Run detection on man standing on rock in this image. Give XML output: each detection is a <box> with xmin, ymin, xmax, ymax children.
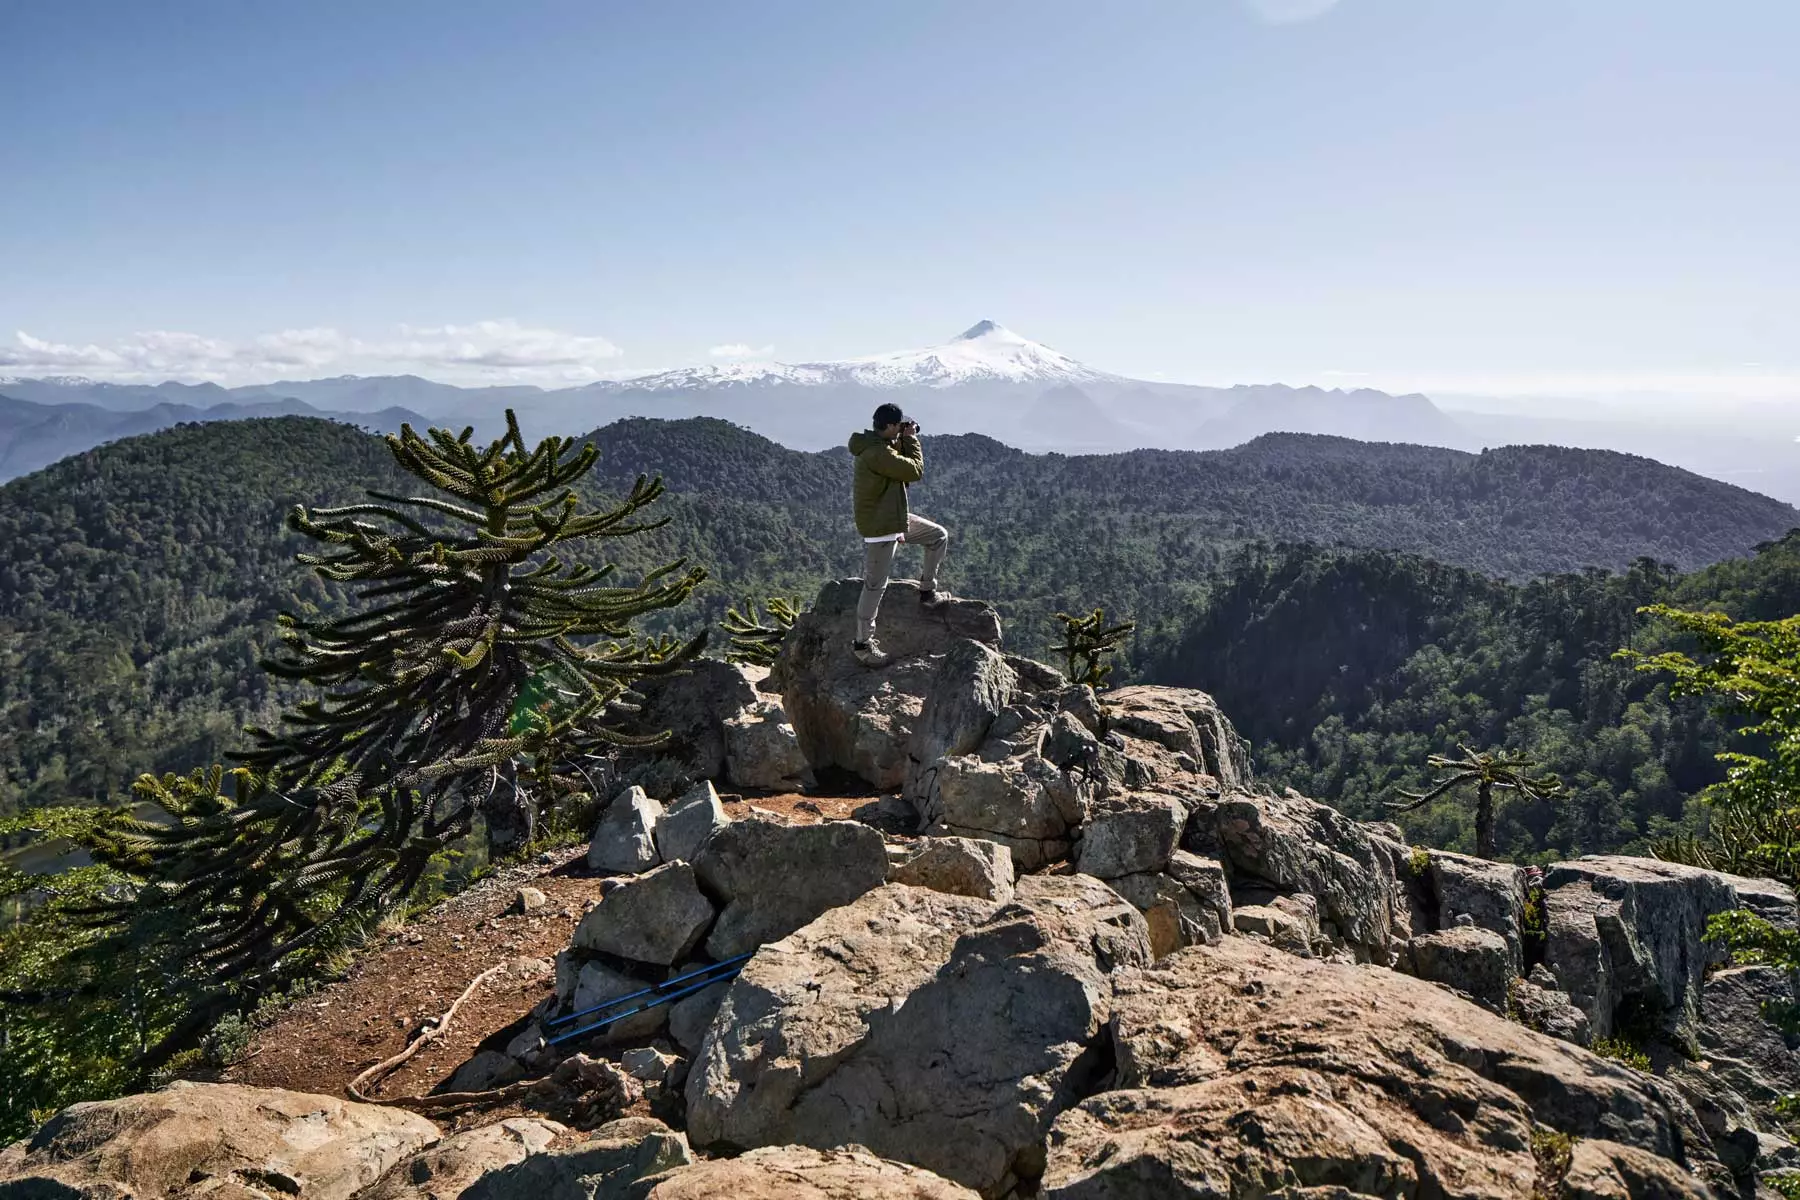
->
<box><xmin>849</xmin><ymin>403</ymin><xmax>952</xmax><ymax>667</ymax></box>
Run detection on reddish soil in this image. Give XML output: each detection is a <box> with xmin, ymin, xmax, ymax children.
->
<box><xmin>223</xmin><ymin>790</ymin><xmax>888</xmax><ymax>1123</ymax></box>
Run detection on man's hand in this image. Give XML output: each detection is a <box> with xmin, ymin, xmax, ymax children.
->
<box><xmin>901</xmin><ymin>420</ymin><xmax>920</xmax><ymax>437</ymax></box>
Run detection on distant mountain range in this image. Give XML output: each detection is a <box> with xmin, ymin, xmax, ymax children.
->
<box><xmin>7</xmin><ymin>319</ymin><xmax>1798</xmax><ymax>501</ymax></box>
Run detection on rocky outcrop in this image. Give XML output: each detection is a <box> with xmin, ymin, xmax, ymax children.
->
<box><xmin>887</xmin><ymin>835</ymin><xmax>1015</xmax><ymax>902</ymax></box>
<box><xmin>1424</xmin><ymin>849</ymin><xmax>1529</xmax><ymax>975</ymax></box>
<box><xmin>1541</xmin><ymin>856</ymin><xmax>1744</xmax><ymax>1044</ymax></box>
<box><xmin>1102</xmin><ymin>685</ymin><xmax>1251</xmax><ymax>790</ymax></box>
<box><xmin>0</xmin><ymin>1083</ymin><xmax>440</xmax><ymax>1200</ymax></box>
<box><xmin>363</xmin><ymin>1120</ymin><xmax>563</xmax><ymax>1200</ymax></box>
<box><xmin>635</xmin><ymin>1144</ymin><xmax>979</xmax><ymax>1199</ymax></box>
<box><xmin>1562</xmin><ymin>1139</ymin><xmax>1713</xmax><ymax>1200</ymax></box>
<box><xmin>768</xmin><ymin>580</ymin><xmax>1004</xmax><ymax>789</ymax></box>
<box><xmin>1043</xmin><ymin>937</ymin><xmax>1723</xmax><ymax>1199</ymax></box>
<box><xmin>688</xmin><ymin>875</ymin><xmax>1150</xmax><ymax>1197</ymax></box>
<box><xmin>460</xmin><ymin>1117</ymin><xmax>689</xmax><ymax>1200</ymax></box>
<box><xmin>1407</xmin><ymin>925</ymin><xmax>1512</xmax><ymax>1012</ymax></box>
<box><xmin>1186</xmin><ymin>789</ymin><xmax>1411</xmax><ymax>961</ymax></box>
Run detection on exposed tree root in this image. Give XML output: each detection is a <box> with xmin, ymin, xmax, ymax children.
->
<box><xmin>346</xmin><ymin>964</ymin><xmax>505</xmax><ymax>1105</ymax></box>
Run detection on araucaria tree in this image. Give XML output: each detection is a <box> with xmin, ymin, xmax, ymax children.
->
<box><xmin>1051</xmin><ymin>607</ymin><xmax>1136</xmax><ymax>690</ymax></box>
<box><xmin>1387</xmin><ymin>745</ymin><xmax>1563</xmax><ymax>859</ymax></box>
<box><xmin>105</xmin><ymin>413</ymin><xmax>706</xmax><ymax>991</ymax></box>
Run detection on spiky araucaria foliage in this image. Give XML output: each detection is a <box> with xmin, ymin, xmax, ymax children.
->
<box><xmin>720</xmin><ymin>596</ymin><xmax>801</xmax><ymax>666</ymax></box>
<box><xmin>1051</xmin><ymin>607</ymin><xmax>1136</xmax><ymax>690</ymax></box>
<box><xmin>1387</xmin><ymin>744</ymin><xmax>1564</xmax><ymax>860</ymax></box>
<box><xmin>101</xmin><ymin>412</ymin><xmax>706</xmax><ymax>991</ymax></box>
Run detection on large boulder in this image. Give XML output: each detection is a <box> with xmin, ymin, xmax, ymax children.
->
<box><xmin>768</xmin><ymin>580</ymin><xmax>1004</xmax><ymax>789</ymax></box>
<box><xmin>1541</xmin><ymin>856</ymin><xmax>1745</xmax><ymax>1044</ymax></box>
<box><xmin>888</xmin><ymin>836</ymin><xmax>1015</xmax><ymax>903</ymax></box>
<box><xmin>1042</xmin><ymin>937</ymin><xmax>1723</xmax><ymax>1199</ymax></box>
<box><xmin>1101</xmin><ymin>685</ymin><xmax>1252</xmax><ymax>789</ymax></box>
<box><xmin>587</xmin><ymin>787</ymin><xmax>663</xmax><ymax>875</ymax></box>
<box><xmin>1562</xmin><ymin>1139</ymin><xmax>1713</xmax><ymax>1200</ymax></box>
<box><xmin>460</xmin><ymin>1117</ymin><xmax>689</xmax><ymax>1200</ymax></box>
<box><xmin>621</xmin><ymin>659</ymin><xmax>766</xmax><ymax>782</ymax></box>
<box><xmin>1424</xmin><ymin>849</ymin><xmax>1529</xmax><ymax>975</ymax></box>
<box><xmin>1185</xmin><ymin>790</ymin><xmax>1409</xmax><ymax>961</ymax></box>
<box><xmin>570</xmin><ymin>862</ymin><xmax>715</xmax><ymax>967</ymax></box>
<box><xmin>1696</xmin><ymin>965</ymin><xmax>1800</xmax><ymax>1115</ymax></box>
<box><xmin>0</xmin><ymin>1082</ymin><xmax>440</xmax><ymax>1200</ymax></box>
<box><xmin>686</xmin><ymin>883</ymin><xmax>1004</xmax><ymax>1152</ymax></box>
<box><xmin>902</xmin><ymin>640</ymin><xmax>1019</xmax><ymax>812</ymax></box>
<box><xmin>923</xmin><ymin>754</ymin><xmax>1085</xmax><ymax>871</ymax></box>
<box><xmin>362</xmin><ymin>1119</ymin><xmax>564</xmax><ymax>1200</ymax></box>
<box><xmin>721</xmin><ymin>703</ymin><xmax>812</xmax><ymax>792</ymax></box>
<box><xmin>688</xmin><ymin>875</ymin><xmax>1151</xmax><ymax>1198</ymax></box>
<box><xmin>634</xmin><ymin>1145</ymin><xmax>979</xmax><ymax>1199</ymax></box>
<box><xmin>1406</xmin><ymin>925</ymin><xmax>1512</xmax><ymax>1012</ymax></box>
<box><xmin>692</xmin><ymin>817</ymin><xmax>889</xmax><ymax>958</ymax></box>
<box><xmin>1075</xmin><ymin>794</ymin><xmax>1186</xmax><ymax>880</ymax></box>
<box><xmin>650</xmin><ymin>782</ymin><xmax>728</xmax><ymax>866</ymax></box>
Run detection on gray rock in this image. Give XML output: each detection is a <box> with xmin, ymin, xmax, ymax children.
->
<box><xmin>1103</xmin><ymin>685</ymin><xmax>1252</xmax><ymax>788</ymax></box>
<box><xmin>904</xmin><ymin>639</ymin><xmax>1019</xmax><ymax>814</ymax></box>
<box><xmin>666</xmin><ymin>978</ymin><xmax>732</xmax><ymax>1057</ymax></box>
<box><xmin>1232</xmin><ymin>902</ymin><xmax>1316</xmax><ymax>957</ymax></box>
<box><xmin>0</xmin><ymin>1082</ymin><xmax>440</xmax><ymax>1200</ymax></box>
<box><xmin>633</xmin><ymin>1144</ymin><xmax>980</xmax><ymax>1199</ymax></box>
<box><xmin>462</xmin><ymin>1116</ymin><xmax>690</xmax><ymax>1200</ymax></box>
<box><xmin>1106</xmin><ymin>869</ymin><xmax>1221</xmax><ymax>958</ymax></box>
<box><xmin>1407</xmin><ymin>925</ymin><xmax>1512</xmax><ymax>1012</ymax></box>
<box><xmin>571</xmin><ymin>861</ymin><xmax>715</xmax><ymax>967</ymax></box>
<box><xmin>1542</xmin><ymin>855</ymin><xmax>1741</xmax><ymax>1043</ymax></box>
<box><xmin>1040</xmin><ymin>710</ymin><xmax>1101</xmax><ymax>772</ymax></box>
<box><xmin>888</xmin><ymin>836</ymin><xmax>1015</xmax><ymax>903</ymax></box>
<box><xmin>693</xmin><ymin>817</ymin><xmax>890</xmax><ymax>958</ymax></box>
<box><xmin>652</xmin><ymin>781</ymin><xmax>728</xmax><ymax>865</ymax></box>
<box><xmin>1006</xmin><ymin>654</ymin><xmax>1068</xmax><ymax>692</ymax></box>
<box><xmin>443</xmin><ymin>1049</ymin><xmax>524</xmax><ymax>1094</ymax></box>
<box><xmin>1562</xmin><ymin>1138</ymin><xmax>1712</xmax><ymax>1200</ymax></box>
<box><xmin>362</xmin><ymin>1119</ymin><xmax>564</xmax><ymax>1200</ymax></box>
<box><xmin>623</xmin><ymin>659</ymin><xmax>767</xmax><ymax>782</ymax></box>
<box><xmin>504</xmin><ymin>1021</ymin><xmax>547</xmax><ymax>1062</ymax></box>
<box><xmin>1425</xmin><ymin>849</ymin><xmax>1528</xmax><ymax>975</ymax></box>
<box><xmin>722</xmin><ymin>702</ymin><xmax>813</xmax><ymax>792</ymax></box>
<box><xmin>1043</xmin><ymin>937</ymin><xmax>1725</xmax><ymax>1200</ymax></box>
<box><xmin>688</xmin><ymin>875</ymin><xmax>1150</xmax><ymax>1197</ymax></box>
<box><xmin>1512</xmin><ymin>976</ymin><xmax>1594</xmax><ymax>1047</ymax></box>
<box><xmin>1164</xmin><ymin>850</ymin><xmax>1233</xmax><ymax>944</ymax></box>
<box><xmin>620</xmin><ymin>1046</ymin><xmax>679</xmax><ymax>1083</ymax></box>
<box><xmin>562</xmin><ymin>959</ymin><xmax>668</xmax><ymax>1041</ymax></box>
<box><xmin>1187</xmin><ymin>790</ymin><xmax>1404</xmax><ymax>961</ymax></box>
<box><xmin>1057</xmin><ymin>684</ymin><xmax>1107</xmax><ymax>737</ymax></box>
<box><xmin>768</xmin><ymin>579</ymin><xmax>1003</xmax><ymax>790</ymax></box>
<box><xmin>1076</xmin><ymin>794</ymin><xmax>1187</xmax><ymax>879</ymax></box>
<box><xmin>588</xmin><ymin>787</ymin><xmax>663</xmax><ymax>875</ymax></box>
<box><xmin>511</xmin><ymin>886</ymin><xmax>548</xmax><ymax>915</ymax></box>
<box><xmin>1697</xmin><ymin>965</ymin><xmax>1800</xmax><ymax>1114</ymax></box>
<box><xmin>925</xmin><ymin>753</ymin><xmax>1084</xmax><ymax>870</ymax></box>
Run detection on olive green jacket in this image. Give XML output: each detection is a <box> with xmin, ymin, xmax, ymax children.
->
<box><xmin>849</xmin><ymin>430</ymin><xmax>923</xmax><ymax>538</ymax></box>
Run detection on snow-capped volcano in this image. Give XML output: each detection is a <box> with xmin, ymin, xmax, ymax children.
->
<box><xmin>600</xmin><ymin>321</ymin><xmax>1115</xmax><ymax>392</ymax></box>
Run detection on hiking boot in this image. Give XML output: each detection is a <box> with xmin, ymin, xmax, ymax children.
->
<box><xmin>920</xmin><ymin>588</ymin><xmax>954</xmax><ymax>608</ymax></box>
<box><xmin>853</xmin><ymin>639</ymin><xmax>892</xmax><ymax>668</ymax></box>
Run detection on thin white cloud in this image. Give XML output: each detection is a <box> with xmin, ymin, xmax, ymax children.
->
<box><xmin>0</xmin><ymin>320</ymin><xmax>624</xmax><ymax>385</ymax></box>
<box><xmin>708</xmin><ymin>342</ymin><xmax>776</xmax><ymax>360</ymax></box>
<box><xmin>1243</xmin><ymin>0</ymin><xmax>1341</xmax><ymax>24</ymax></box>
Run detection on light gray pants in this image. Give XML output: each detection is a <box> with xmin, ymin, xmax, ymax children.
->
<box><xmin>855</xmin><ymin>514</ymin><xmax>949</xmax><ymax>644</ymax></box>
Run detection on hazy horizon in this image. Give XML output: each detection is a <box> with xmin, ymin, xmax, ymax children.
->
<box><xmin>4</xmin><ymin>1</ymin><xmax>1797</xmax><ymax>419</ymax></box>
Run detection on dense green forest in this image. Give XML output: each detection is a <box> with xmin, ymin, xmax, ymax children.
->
<box><xmin>1150</xmin><ymin>536</ymin><xmax>1800</xmax><ymax>860</ymax></box>
<box><xmin>1</xmin><ymin>414</ymin><xmax>1794</xmax><ymax>818</ymax></box>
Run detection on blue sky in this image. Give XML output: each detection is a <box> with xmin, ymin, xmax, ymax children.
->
<box><xmin>2</xmin><ymin>0</ymin><xmax>1796</xmax><ymax>405</ymax></box>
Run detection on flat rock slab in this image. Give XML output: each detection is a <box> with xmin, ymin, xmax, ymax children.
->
<box><xmin>636</xmin><ymin>1144</ymin><xmax>980</xmax><ymax>1199</ymax></box>
<box><xmin>888</xmin><ymin>835</ymin><xmax>1015</xmax><ymax>902</ymax></box>
<box><xmin>0</xmin><ymin>1082</ymin><xmax>440</xmax><ymax>1200</ymax></box>
<box><xmin>1042</xmin><ymin>937</ymin><xmax>1721</xmax><ymax>1199</ymax></box>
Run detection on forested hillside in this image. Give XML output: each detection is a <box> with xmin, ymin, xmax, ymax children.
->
<box><xmin>1149</xmin><ymin>536</ymin><xmax>1800</xmax><ymax>860</ymax></box>
<box><xmin>1</xmin><ymin>414</ymin><xmax>1793</xmax><ymax>817</ymax></box>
